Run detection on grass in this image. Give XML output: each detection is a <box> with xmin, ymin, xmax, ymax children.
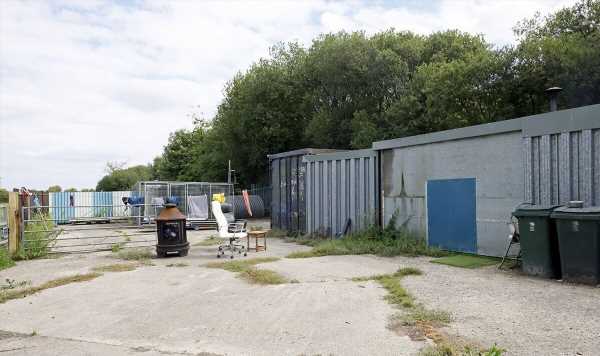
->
<box><xmin>419</xmin><ymin>343</ymin><xmax>506</xmax><ymax>356</ymax></box>
<box><xmin>166</xmin><ymin>262</ymin><xmax>189</xmax><ymax>267</ymax></box>
<box><xmin>0</xmin><ymin>248</ymin><xmax>15</xmax><ymax>271</ymax></box>
<box><xmin>205</xmin><ymin>257</ymin><xmax>287</xmax><ymax>284</ymax></box>
<box><xmin>266</xmin><ymin>228</ymin><xmax>288</xmax><ymax>238</ymax></box>
<box><xmin>0</xmin><ymin>273</ymin><xmax>102</xmax><ymax>304</ymax></box>
<box><xmin>92</xmin><ymin>264</ymin><xmax>137</xmax><ymax>273</ymax></box>
<box><xmin>238</xmin><ymin>268</ymin><xmax>288</xmax><ymax>285</ymax></box>
<box><xmin>111</xmin><ymin>243</ymin><xmax>123</xmax><ymax>253</ymax></box>
<box><xmin>430</xmin><ymin>254</ymin><xmax>500</xmax><ymax>269</ymax></box>
<box><xmin>352</xmin><ymin>266</ymin><xmax>458</xmax><ymax>350</ymax></box>
<box><xmin>193</xmin><ymin>236</ymin><xmax>225</xmax><ymax>246</ymax></box>
<box><xmin>286</xmin><ymin>225</ymin><xmax>448</xmax><ymax>259</ymax></box>
<box><xmin>14</xmin><ymin>212</ymin><xmax>62</xmax><ymax>260</ymax></box>
<box><xmin>205</xmin><ymin>257</ymin><xmax>280</xmax><ymax>272</ymax></box>
<box><xmin>114</xmin><ymin>248</ymin><xmax>153</xmax><ymax>261</ymax></box>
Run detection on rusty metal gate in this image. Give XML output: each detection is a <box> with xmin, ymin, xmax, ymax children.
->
<box><xmin>20</xmin><ymin>204</ymin><xmax>160</xmax><ymax>255</ymax></box>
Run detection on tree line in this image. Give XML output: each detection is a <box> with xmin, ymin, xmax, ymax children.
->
<box><xmin>97</xmin><ymin>0</ymin><xmax>599</xmax><ymax>191</ymax></box>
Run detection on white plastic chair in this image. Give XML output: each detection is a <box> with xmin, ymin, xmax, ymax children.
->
<box><xmin>212</xmin><ymin>200</ymin><xmax>247</xmax><ymax>259</ymax></box>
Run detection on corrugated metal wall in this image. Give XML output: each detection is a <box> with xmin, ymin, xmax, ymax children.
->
<box><xmin>304</xmin><ymin>150</ymin><xmax>378</xmax><ymax>237</ymax></box>
<box><xmin>49</xmin><ymin>191</ymin><xmax>132</xmax><ymax>224</ymax></box>
<box><xmin>270</xmin><ymin>153</ymin><xmax>306</xmax><ymax>234</ymax></box>
<box><xmin>524</xmin><ymin>128</ymin><xmax>600</xmax><ymax>207</ymax></box>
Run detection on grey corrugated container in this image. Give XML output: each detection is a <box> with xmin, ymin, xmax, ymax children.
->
<box><xmin>268</xmin><ymin>148</ymin><xmax>342</xmax><ymax>234</ymax></box>
<box><xmin>304</xmin><ymin>149</ymin><xmax>378</xmax><ymax>237</ymax></box>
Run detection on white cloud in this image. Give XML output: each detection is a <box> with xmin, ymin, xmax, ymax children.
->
<box><xmin>0</xmin><ymin>0</ymin><xmax>575</xmax><ymax>190</ymax></box>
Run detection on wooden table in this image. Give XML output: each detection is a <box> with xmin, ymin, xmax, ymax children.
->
<box><xmin>247</xmin><ymin>230</ymin><xmax>267</xmax><ymax>252</ymax></box>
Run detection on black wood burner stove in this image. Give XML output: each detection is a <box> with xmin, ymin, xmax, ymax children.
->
<box><xmin>156</xmin><ymin>203</ymin><xmax>189</xmax><ymax>257</ymax></box>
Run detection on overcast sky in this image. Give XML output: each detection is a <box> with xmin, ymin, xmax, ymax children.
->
<box><xmin>0</xmin><ymin>0</ymin><xmax>575</xmax><ymax>190</ymax></box>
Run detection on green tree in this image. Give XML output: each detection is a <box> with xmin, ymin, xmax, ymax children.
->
<box><xmin>511</xmin><ymin>0</ymin><xmax>600</xmax><ymax>114</ymax></box>
<box><xmin>47</xmin><ymin>185</ymin><xmax>62</xmax><ymax>192</ymax></box>
<box><xmin>150</xmin><ymin>1</ymin><xmax>599</xmax><ymax>185</ymax></box>
<box><xmin>96</xmin><ymin>164</ymin><xmax>154</xmax><ymax>191</ymax></box>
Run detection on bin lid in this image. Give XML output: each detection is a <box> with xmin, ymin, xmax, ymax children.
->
<box><xmin>512</xmin><ymin>204</ymin><xmax>562</xmax><ymax>217</ymax></box>
<box><xmin>156</xmin><ymin>204</ymin><xmax>186</xmax><ymax>221</ymax></box>
<box><xmin>551</xmin><ymin>206</ymin><xmax>600</xmax><ymax>220</ymax></box>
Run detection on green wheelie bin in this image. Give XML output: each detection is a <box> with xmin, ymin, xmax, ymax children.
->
<box><xmin>551</xmin><ymin>206</ymin><xmax>600</xmax><ymax>285</ymax></box>
<box><xmin>512</xmin><ymin>204</ymin><xmax>562</xmax><ymax>279</ymax></box>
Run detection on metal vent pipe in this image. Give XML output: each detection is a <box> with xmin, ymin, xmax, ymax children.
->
<box><xmin>545</xmin><ymin>87</ymin><xmax>563</xmax><ymax>112</ymax></box>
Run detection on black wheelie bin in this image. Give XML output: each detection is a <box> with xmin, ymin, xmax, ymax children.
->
<box><xmin>551</xmin><ymin>206</ymin><xmax>600</xmax><ymax>285</ymax></box>
<box><xmin>512</xmin><ymin>204</ymin><xmax>562</xmax><ymax>279</ymax></box>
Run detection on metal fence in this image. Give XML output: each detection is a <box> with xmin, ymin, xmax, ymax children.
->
<box><xmin>132</xmin><ymin>181</ymin><xmax>234</xmax><ymax>228</ymax></box>
<box><xmin>304</xmin><ymin>150</ymin><xmax>378</xmax><ymax>237</ymax></box>
<box><xmin>20</xmin><ymin>204</ymin><xmax>159</xmax><ymax>254</ymax></box>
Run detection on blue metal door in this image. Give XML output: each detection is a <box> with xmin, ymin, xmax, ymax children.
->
<box><xmin>426</xmin><ymin>178</ymin><xmax>477</xmax><ymax>253</ymax></box>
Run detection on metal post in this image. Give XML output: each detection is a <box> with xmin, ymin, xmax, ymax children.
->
<box><xmin>228</xmin><ymin>160</ymin><xmax>232</xmax><ymax>184</ymax></box>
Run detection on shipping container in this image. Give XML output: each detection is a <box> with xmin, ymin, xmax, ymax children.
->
<box><xmin>304</xmin><ymin>149</ymin><xmax>378</xmax><ymax>237</ymax></box>
<box><xmin>268</xmin><ymin>148</ymin><xmax>341</xmax><ymax>234</ymax></box>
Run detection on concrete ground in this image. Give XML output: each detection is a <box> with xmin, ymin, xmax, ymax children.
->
<box><xmin>1</xmin><ymin>220</ymin><xmax>599</xmax><ymax>355</ymax></box>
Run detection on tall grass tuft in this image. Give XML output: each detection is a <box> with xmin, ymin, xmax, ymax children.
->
<box><xmin>0</xmin><ymin>248</ymin><xmax>15</xmax><ymax>271</ymax></box>
<box><xmin>15</xmin><ymin>212</ymin><xmax>61</xmax><ymax>260</ymax></box>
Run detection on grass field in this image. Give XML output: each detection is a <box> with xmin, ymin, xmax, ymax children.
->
<box><xmin>430</xmin><ymin>254</ymin><xmax>500</xmax><ymax>269</ymax></box>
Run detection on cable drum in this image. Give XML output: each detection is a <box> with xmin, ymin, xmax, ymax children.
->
<box><xmin>233</xmin><ymin>195</ymin><xmax>265</xmax><ymax>218</ymax></box>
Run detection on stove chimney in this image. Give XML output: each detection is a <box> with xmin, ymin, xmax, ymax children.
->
<box><xmin>545</xmin><ymin>87</ymin><xmax>563</xmax><ymax>112</ymax></box>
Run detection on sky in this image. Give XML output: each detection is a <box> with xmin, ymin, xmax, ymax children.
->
<box><xmin>0</xmin><ymin>0</ymin><xmax>575</xmax><ymax>190</ymax></box>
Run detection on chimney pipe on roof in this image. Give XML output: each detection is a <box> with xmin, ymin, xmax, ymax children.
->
<box><xmin>545</xmin><ymin>87</ymin><xmax>563</xmax><ymax>112</ymax></box>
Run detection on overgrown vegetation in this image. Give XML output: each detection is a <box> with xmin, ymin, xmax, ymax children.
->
<box><xmin>419</xmin><ymin>343</ymin><xmax>505</xmax><ymax>356</ymax></box>
<box><xmin>205</xmin><ymin>257</ymin><xmax>287</xmax><ymax>285</ymax></box>
<box><xmin>111</xmin><ymin>243</ymin><xmax>123</xmax><ymax>253</ymax></box>
<box><xmin>266</xmin><ymin>229</ymin><xmax>288</xmax><ymax>238</ymax></box>
<box><xmin>238</xmin><ymin>268</ymin><xmax>288</xmax><ymax>285</ymax></box>
<box><xmin>205</xmin><ymin>257</ymin><xmax>279</xmax><ymax>272</ymax></box>
<box><xmin>430</xmin><ymin>255</ymin><xmax>500</xmax><ymax>269</ymax></box>
<box><xmin>92</xmin><ymin>264</ymin><xmax>137</xmax><ymax>273</ymax></box>
<box><xmin>14</xmin><ymin>212</ymin><xmax>61</xmax><ymax>260</ymax></box>
<box><xmin>287</xmin><ymin>215</ymin><xmax>448</xmax><ymax>259</ymax></box>
<box><xmin>0</xmin><ymin>273</ymin><xmax>101</xmax><ymax>304</ymax></box>
<box><xmin>114</xmin><ymin>248</ymin><xmax>153</xmax><ymax>261</ymax></box>
<box><xmin>0</xmin><ymin>248</ymin><xmax>15</xmax><ymax>271</ymax></box>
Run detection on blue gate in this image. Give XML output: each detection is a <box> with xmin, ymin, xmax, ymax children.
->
<box><xmin>426</xmin><ymin>178</ymin><xmax>477</xmax><ymax>253</ymax></box>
